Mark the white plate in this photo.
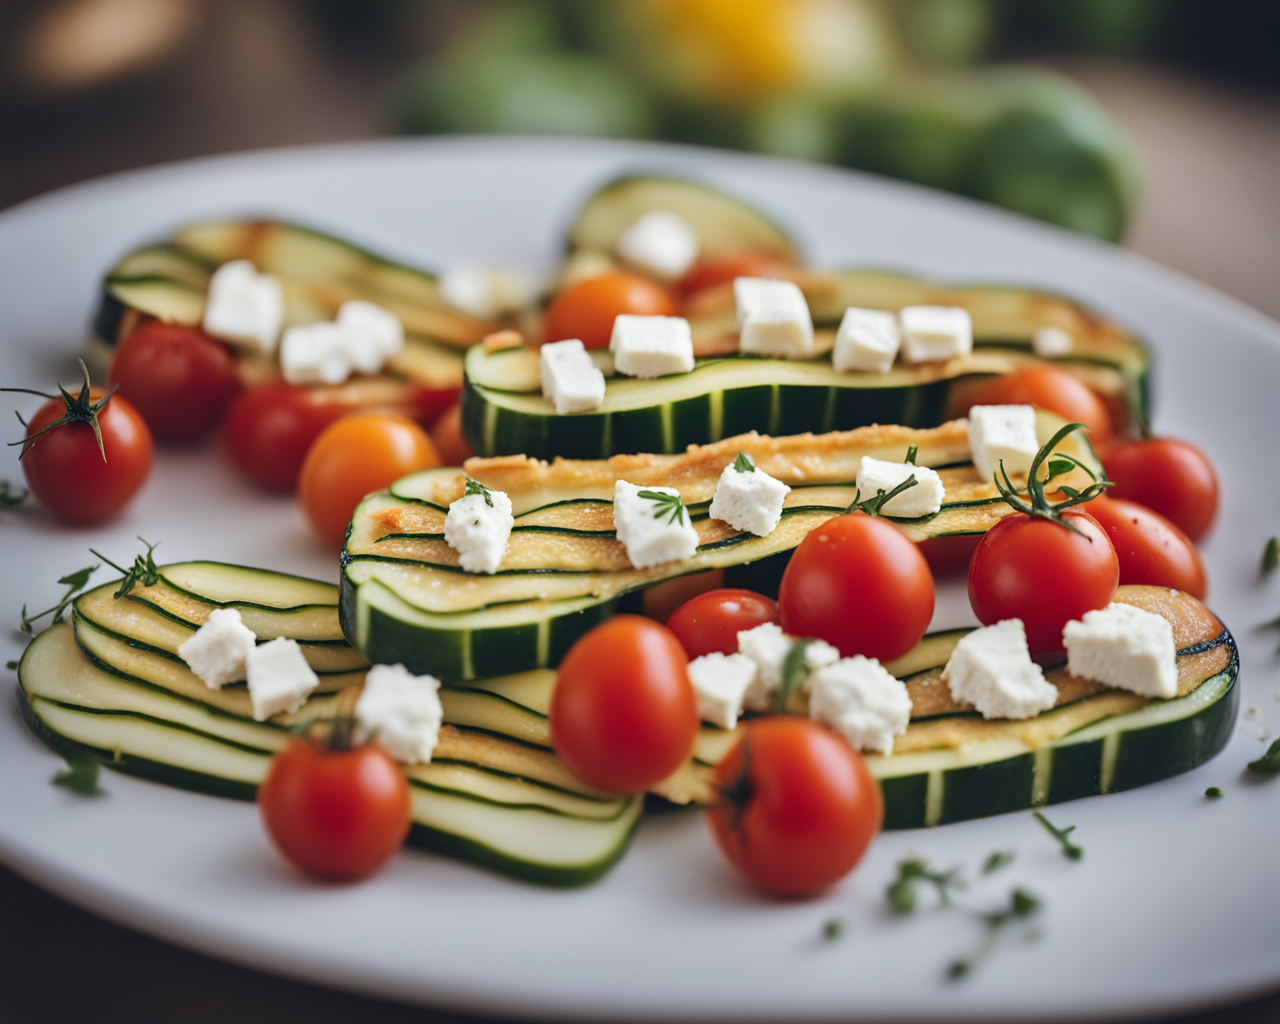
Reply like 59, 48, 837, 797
2, 137, 1279, 1022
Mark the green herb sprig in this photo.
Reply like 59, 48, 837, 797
848, 474, 918, 517
948, 889, 1040, 979
637, 489, 687, 526
464, 476, 494, 507
887, 858, 965, 913
90, 537, 159, 599
822, 918, 844, 942
992, 423, 1112, 538
1263, 538, 1278, 577
19, 563, 99, 635
1247, 738, 1280, 774
733, 451, 755, 473
775, 638, 814, 712
904, 444, 918, 465
982, 851, 1015, 875
1033, 811, 1083, 860
54, 755, 102, 796
0, 480, 27, 507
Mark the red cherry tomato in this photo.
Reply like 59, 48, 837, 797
550, 615, 699, 794
430, 400, 475, 466
18, 382, 153, 525
964, 366, 1113, 442
1084, 494, 1207, 600
917, 533, 983, 578
543, 272, 678, 349
1100, 437, 1218, 542
666, 588, 779, 659
107, 320, 241, 443
674, 251, 791, 300
968, 509, 1118, 652
778, 514, 934, 663
298, 413, 441, 548
706, 716, 883, 897
258, 737, 411, 880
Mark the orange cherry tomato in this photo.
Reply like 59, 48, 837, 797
543, 272, 678, 349
430, 400, 475, 466
1099, 436, 1219, 542
1085, 494, 1207, 600
963, 366, 1113, 442
298, 413, 440, 548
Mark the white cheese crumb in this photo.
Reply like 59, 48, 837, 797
899, 305, 973, 363
176, 608, 256, 689
337, 300, 405, 374
1063, 603, 1177, 699
855, 456, 945, 518
808, 655, 912, 755
444, 486, 514, 574
355, 663, 444, 764
202, 259, 285, 355
942, 619, 1057, 720
438, 265, 533, 320
612, 481, 699, 569
833, 307, 901, 373
708, 453, 790, 536
737, 622, 840, 712
246, 637, 318, 721
686, 652, 757, 730
614, 210, 700, 280
1032, 325, 1074, 357
540, 338, 606, 414
734, 277, 815, 359
609, 315, 695, 379
968, 404, 1040, 482
280, 321, 352, 385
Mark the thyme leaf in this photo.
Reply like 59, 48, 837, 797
19, 562, 99, 635
464, 476, 494, 507
89, 537, 160, 599
1263, 537, 1279, 577
54, 755, 103, 796
1205, 786, 1223, 798
1247, 738, 1280, 774
982, 851, 1015, 874
849, 473, 918, 517
887, 858, 965, 913
948, 889, 1040, 980
637, 489, 687, 526
0, 480, 27, 507
733, 450, 755, 473
775, 638, 813, 712
904, 444, 918, 465
1033, 811, 1083, 860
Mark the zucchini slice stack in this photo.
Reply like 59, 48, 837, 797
461, 176, 1149, 459
19, 563, 640, 887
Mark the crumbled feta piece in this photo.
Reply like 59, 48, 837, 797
246, 637, 318, 721
968, 404, 1040, 482
280, 321, 352, 385
444, 484, 514, 574
337, 300, 405, 374
734, 277, 815, 359
808, 656, 912, 754
609, 315, 695, 378
737, 622, 840, 712
833, 307, 901, 373
176, 608, 256, 689
614, 210, 700, 280
439, 266, 533, 320
708, 453, 790, 536
202, 259, 285, 354
855, 456, 945, 518
355, 663, 444, 764
612, 481, 699, 569
687, 652, 757, 730
899, 305, 973, 363
1032, 325, 1074, 357
540, 338, 606, 414
942, 619, 1057, 720
1063, 603, 1177, 699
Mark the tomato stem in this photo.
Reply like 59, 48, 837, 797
848, 473, 918, 517
3, 360, 117, 462
992, 422, 1111, 538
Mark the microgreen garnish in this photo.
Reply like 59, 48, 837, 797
904, 444, 918, 465
982, 851, 1015, 874
90, 537, 159, 599
3, 359, 117, 462
0, 480, 27, 507
637, 489, 687, 526
1247, 738, 1280, 775
947, 889, 1040, 980
775, 638, 814, 712
733, 451, 755, 473
464, 476, 494, 507
1205, 786, 1223, 799
1033, 811, 1083, 860
1263, 538, 1278, 577
992, 423, 1111, 538
887, 858, 965, 913
54, 754, 103, 796
822, 918, 844, 941
849, 474, 918, 517
19, 563, 99, 635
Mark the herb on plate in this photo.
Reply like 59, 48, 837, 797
887, 857, 965, 913
948, 889, 1041, 980
0, 480, 27, 507
19, 563, 99, 635
1205, 786, 1223, 798
54, 755, 103, 796
1247, 738, 1280, 774
1034, 811, 1083, 860
1263, 537, 1279, 577
90, 536, 160, 599
822, 918, 844, 942
982, 851, 1015, 874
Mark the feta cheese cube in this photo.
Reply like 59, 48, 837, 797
708, 453, 790, 536
899, 305, 973, 363
355, 663, 444, 764
968, 404, 1040, 482
833, 307, 901, 373
1063, 603, 1177, 698
855, 456, 945, 518
444, 484, 514, 574
280, 321, 352, 385
687, 652, 757, 730
202, 259, 285, 355
246, 637, 318, 721
612, 481, 700, 569
337, 300, 405, 374
734, 277, 815, 359
737, 622, 839, 712
808, 655, 912, 754
176, 608, 256, 689
439, 266, 533, 320
609, 315, 695, 378
540, 338, 606, 415
614, 210, 700, 280
941, 619, 1057, 720
1032, 325, 1074, 358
